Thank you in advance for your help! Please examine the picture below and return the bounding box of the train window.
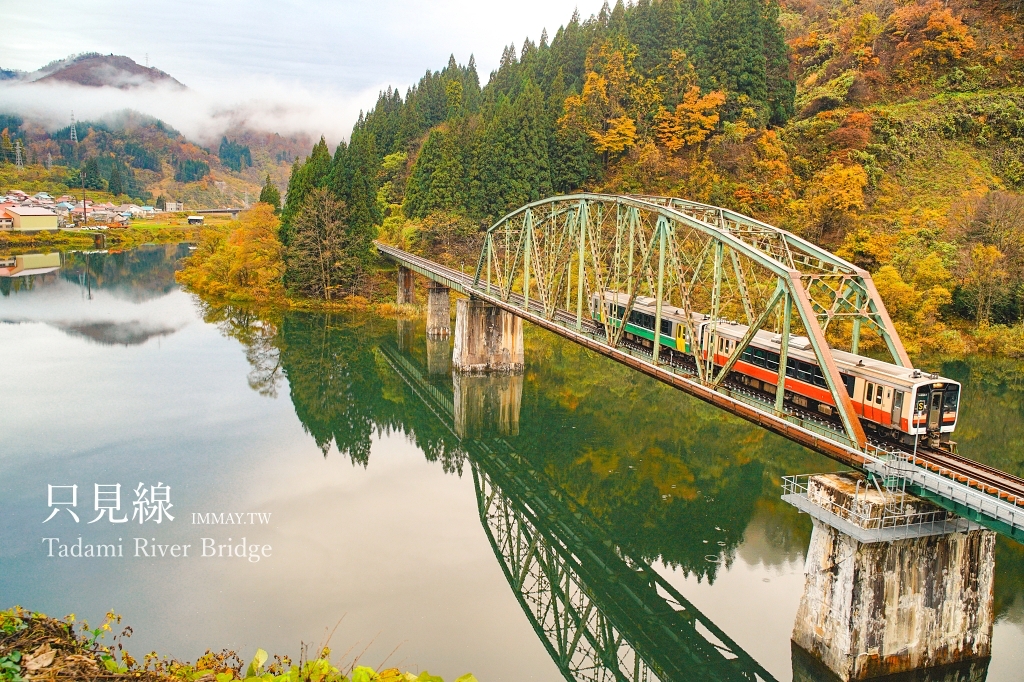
[661,319,673,336]
[766,350,779,372]
[893,391,904,415]
[866,383,874,402]
[841,374,855,396]
[943,387,959,412]
[915,389,928,414]
[797,362,813,383]
[741,347,753,362]
[877,387,884,405]
[752,348,767,367]
[811,366,827,388]
[785,358,798,378]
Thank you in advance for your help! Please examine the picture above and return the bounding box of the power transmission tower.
[14,140,23,169]
[46,152,53,170]
[70,111,78,143]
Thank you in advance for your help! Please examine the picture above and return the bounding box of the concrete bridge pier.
[426,282,451,336]
[453,372,522,438]
[452,298,524,374]
[397,266,415,304]
[789,473,995,681]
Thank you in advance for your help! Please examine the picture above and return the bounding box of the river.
[2,244,1023,681]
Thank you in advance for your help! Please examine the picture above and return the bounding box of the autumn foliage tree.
[176,203,285,302]
[655,87,726,152]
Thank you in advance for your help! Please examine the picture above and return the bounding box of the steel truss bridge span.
[375,193,1024,543]
[377,343,776,682]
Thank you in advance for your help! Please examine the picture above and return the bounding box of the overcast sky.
[1,0,601,144]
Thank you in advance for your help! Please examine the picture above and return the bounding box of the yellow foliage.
[560,38,662,156]
[176,203,285,302]
[591,116,638,154]
[654,86,726,152]
[801,163,868,241]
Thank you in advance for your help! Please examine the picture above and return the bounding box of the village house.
[1,205,59,231]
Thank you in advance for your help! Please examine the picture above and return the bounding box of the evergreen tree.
[280,137,332,245]
[343,127,383,243]
[762,0,795,125]
[510,80,553,205]
[108,163,124,196]
[259,174,281,212]
[82,157,105,190]
[548,70,598,192]
[704,0,769,120]
[404,128,465,218]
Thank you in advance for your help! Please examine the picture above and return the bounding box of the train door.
[891,391,904,430]
[880,386,891,425]
[927,391,942,430]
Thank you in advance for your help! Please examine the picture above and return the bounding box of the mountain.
[24,53,185,89]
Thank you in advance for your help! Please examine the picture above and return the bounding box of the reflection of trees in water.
[197,302,284,397]
[60,243,193,302]
[278,313,381,463]
[206,306,812,582]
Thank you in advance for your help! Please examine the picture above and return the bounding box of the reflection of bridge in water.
[379,342,776,682]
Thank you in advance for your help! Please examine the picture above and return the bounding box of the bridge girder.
[473,194,910,449]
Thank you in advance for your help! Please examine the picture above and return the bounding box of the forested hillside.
[0,109,306,207]
[280,0,1024,354]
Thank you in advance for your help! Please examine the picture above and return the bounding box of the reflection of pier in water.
[378,341,776,682]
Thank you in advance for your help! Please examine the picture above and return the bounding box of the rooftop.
[5,206,57,216]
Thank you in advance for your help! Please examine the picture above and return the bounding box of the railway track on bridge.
[378,241,1024,540]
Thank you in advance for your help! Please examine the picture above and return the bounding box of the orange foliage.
[890,1,975,66]
[828,111,873,151]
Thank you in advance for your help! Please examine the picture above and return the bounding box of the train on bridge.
[592,291,961,451]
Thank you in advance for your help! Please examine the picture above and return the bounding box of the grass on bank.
[0,607,474,682]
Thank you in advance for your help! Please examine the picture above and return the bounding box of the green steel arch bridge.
[375,193,1024,543]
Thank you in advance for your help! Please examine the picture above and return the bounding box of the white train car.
[592,291,960,448]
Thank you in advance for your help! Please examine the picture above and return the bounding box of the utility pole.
[81,166,87,226]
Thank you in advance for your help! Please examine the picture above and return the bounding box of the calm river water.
[2,244,1024,681]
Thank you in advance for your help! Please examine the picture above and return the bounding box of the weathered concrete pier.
[397,266,415,304]
[452,298,524,374]
[786,472,994,681]
[426,281,451,337]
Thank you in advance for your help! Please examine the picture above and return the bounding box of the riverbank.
[0,607,473,682]
[0,225,201,254]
